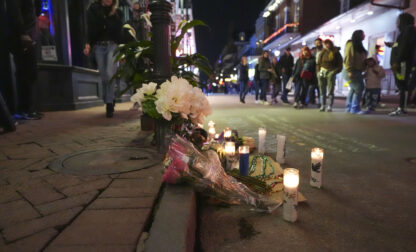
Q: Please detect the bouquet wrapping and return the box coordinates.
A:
[163,135,281,212]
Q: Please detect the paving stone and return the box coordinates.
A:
[118,167,162,179]
[0,186,21,204]
[0,200,40,228]
[36,191,98,215]
[45,244,135,252]
[61,178,111,196]
[2,207,82,242]
[3,144,52,160]
[99,181,160,198]
[43,173,84,191]
[18,180,65,205]
[88,197,155,210]
[0,159,40,171]
[0,178,8,186]
[49,209,148,246]
[4,168,54,185]
[1,228,58,252]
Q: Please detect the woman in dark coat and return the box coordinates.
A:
[238,56,249,103]
[84,0,123,118]
[293,46,316,109]
[258,51,272,105]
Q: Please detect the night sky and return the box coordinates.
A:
[192,0,268,65]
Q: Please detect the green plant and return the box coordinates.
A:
[113,19,212,94]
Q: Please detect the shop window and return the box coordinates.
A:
[38,0,57,62]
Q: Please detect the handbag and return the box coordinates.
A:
[300,70,314,80]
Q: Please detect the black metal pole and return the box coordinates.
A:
[148,0,172,84]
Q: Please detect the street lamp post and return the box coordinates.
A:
[148,0,172,152]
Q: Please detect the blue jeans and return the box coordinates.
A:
[239,80,248,101]
[260,79,268,101]
[94,43,118,104]
[345,70,364,113]
[281,74,290,101]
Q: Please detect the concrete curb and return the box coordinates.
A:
[143,184,196,252]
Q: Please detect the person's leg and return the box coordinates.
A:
[327,72,336,111]
[281,74,290,102]
[255,81,260,101]
[104,44,118,104]
[351,72,364,113]
[318,74,327,111]
[300,79,309,106]
[239,81,244,101]
[260,79,268,102]
[293,80,301,104]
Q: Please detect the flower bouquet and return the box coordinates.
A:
[131,76,212,125]
[163,135,282,213]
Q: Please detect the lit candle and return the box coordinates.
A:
[276,135,286,164]
[208,120,215,128]
[258,127,266,154]
[239,146,250,176]
[208,127,216,141]
[224,127,232,141]
[214,133,220,140]
[310,148,324,188]
[197,123,204,128]
[224,141,236,170]
[283,168,299,223]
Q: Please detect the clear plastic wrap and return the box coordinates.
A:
[162,135,282,213]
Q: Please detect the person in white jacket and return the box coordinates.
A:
[364,58,385,112]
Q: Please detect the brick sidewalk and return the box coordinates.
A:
[0,103,162,251]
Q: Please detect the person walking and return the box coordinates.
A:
[279,47,294,104]
[84,0,123,118]
[238,56,249,103]
[310,38,324,106]
[270,57,281,104]
[387,13,416,116]
[364,57,385,112]
[292,46,316,109]
[258,51,272,105]
[343,30,367,114]
[317,39,343,112]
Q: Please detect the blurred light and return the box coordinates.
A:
[289,37,293,40]
[193,67,199,75]
[263,11,271,18]
[350,19,356,23]
[233,68,237,71]
[212,83,217,87]
[336,25,341,30]
[367,11,374,15]
[302,41,306,46]
[273,50,280,57]
[216,76,219,80]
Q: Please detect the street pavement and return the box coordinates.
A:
[199,94,416,252]
[0,103,162,251]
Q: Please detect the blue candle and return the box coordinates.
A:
[239,146,250,176]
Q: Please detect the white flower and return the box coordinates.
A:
[141,82,157,95]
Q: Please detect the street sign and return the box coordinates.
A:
[371,0,410,9]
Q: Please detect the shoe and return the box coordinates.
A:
[106,103,114,118]
[355,110,370,115]
[263,101,269,105]
[242,99,246,104]
[282,99,290,104]
[25,112,42,120]
[319,106,325,112]
[388,107,407,116]
[293,102,298,108]
[255,100,259,104]
[326,106,332,112]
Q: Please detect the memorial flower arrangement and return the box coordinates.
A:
[130,76,212,125]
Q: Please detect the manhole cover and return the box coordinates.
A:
[405,157,416,164]
[49,147,159,176]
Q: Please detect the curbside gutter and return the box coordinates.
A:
[142,184,197,252]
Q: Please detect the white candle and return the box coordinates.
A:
[310,148,324,188]
[276,135,286,164]
[197,123,204,128]
[224,142,236,171]
[258,127,266,154]
[224,127,232,141]
[208,120,215,128]
[283,168,299,223]
[208,127,216,141]
[214,133,220,140]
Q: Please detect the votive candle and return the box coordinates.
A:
[208,120,215,128]
[283,168,299,223]
[208,127,216,141]
[239,146,250,176]
[224,141,236,171]
[224,127,232,141]
[276,135,286,164]
[258,127,266,154]
[310,148,324,188]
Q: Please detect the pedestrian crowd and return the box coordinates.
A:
[237,13,416,116]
